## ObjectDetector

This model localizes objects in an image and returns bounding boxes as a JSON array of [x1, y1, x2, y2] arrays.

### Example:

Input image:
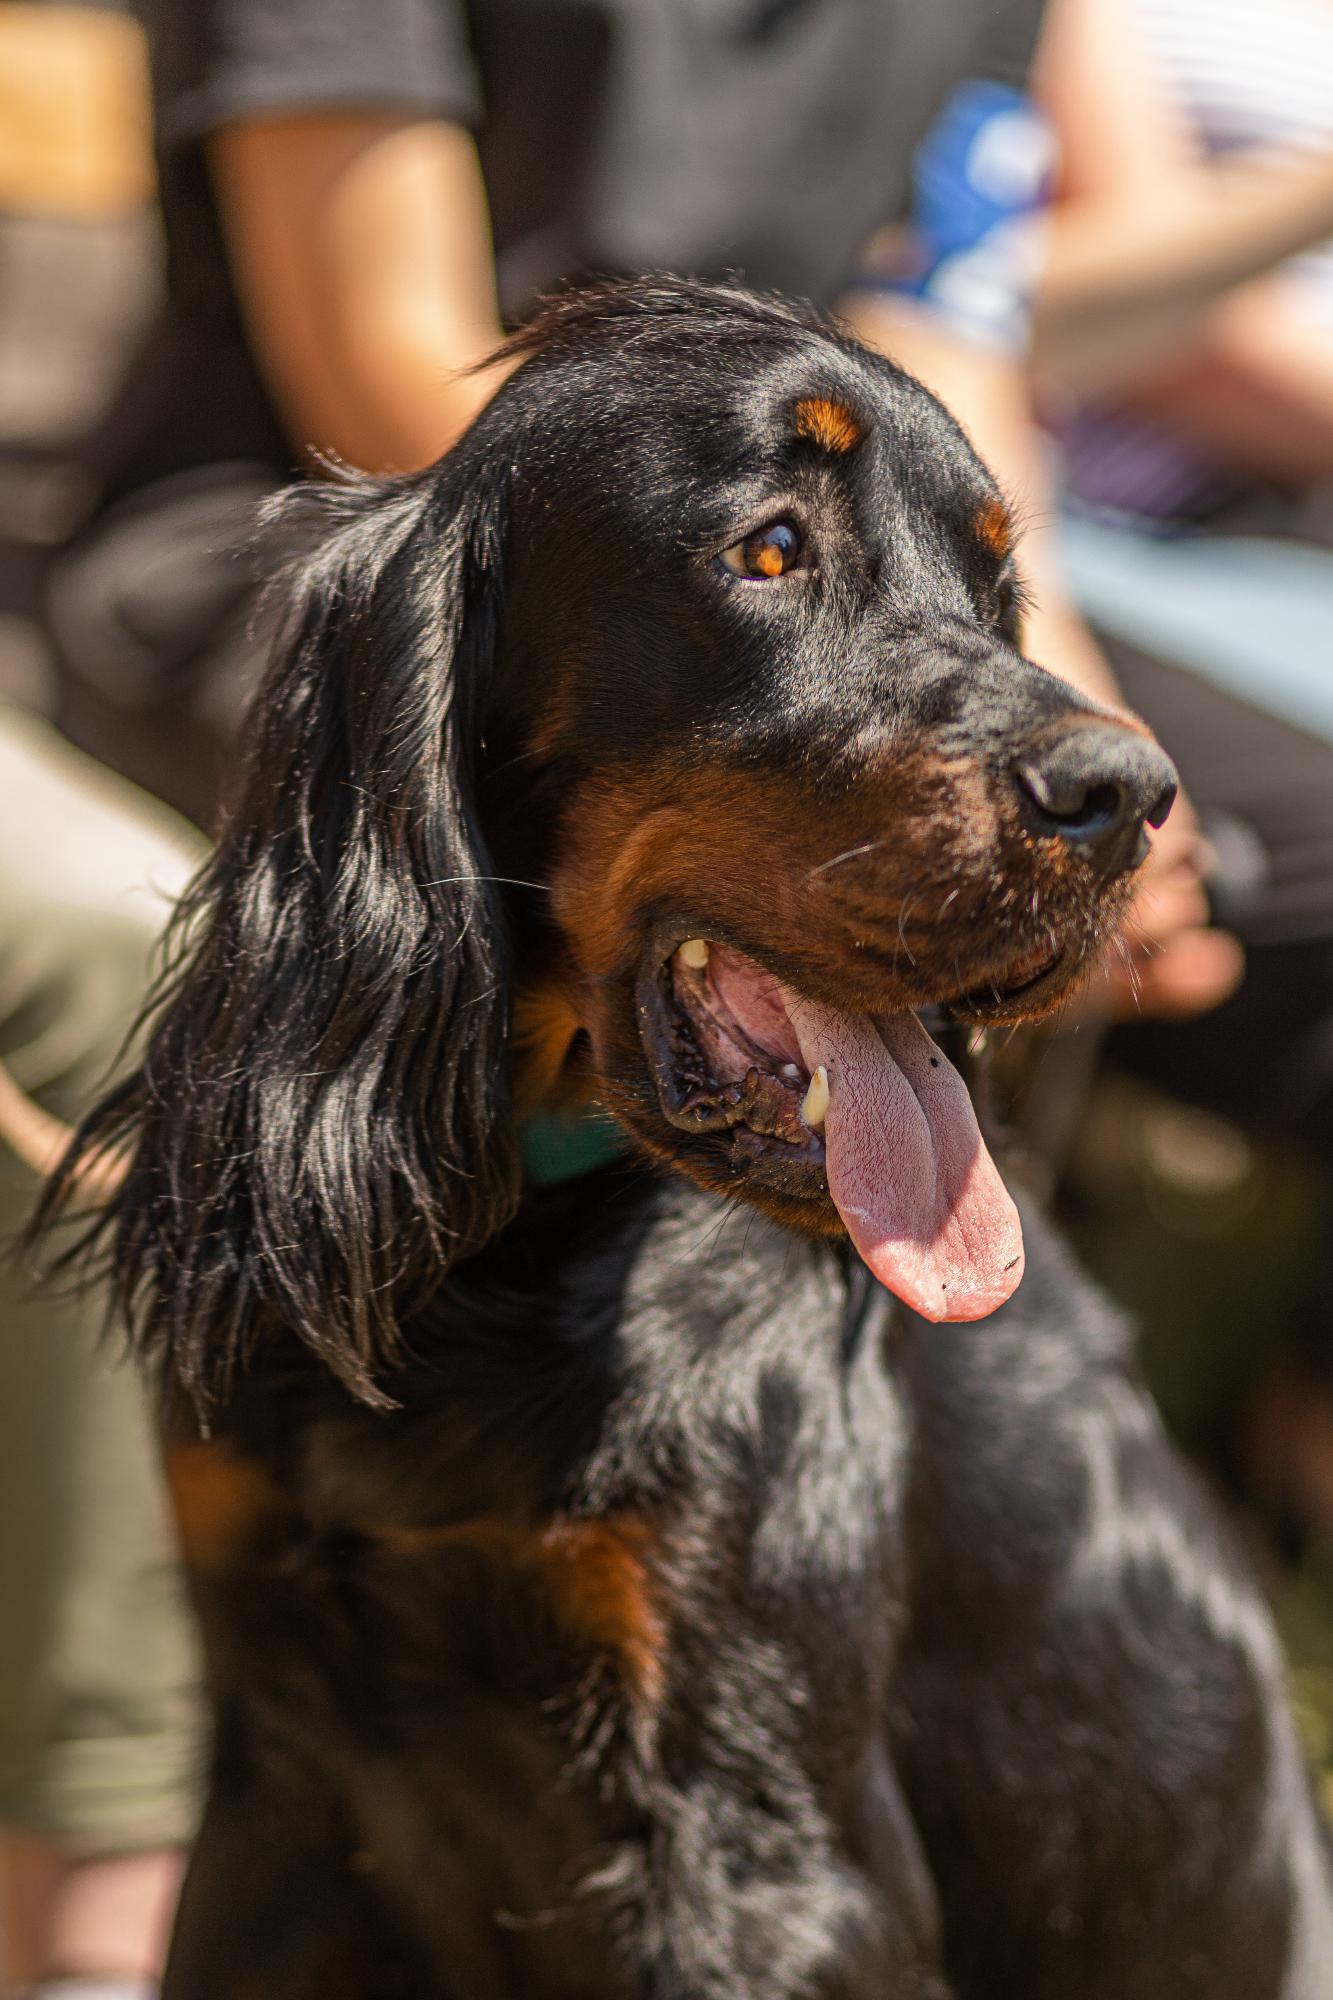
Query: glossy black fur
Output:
[[43, 279, 1333, 1997]]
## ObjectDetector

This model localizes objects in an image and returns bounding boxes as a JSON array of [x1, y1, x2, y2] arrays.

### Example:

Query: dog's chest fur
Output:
[[192, 1173, 938, 1994]]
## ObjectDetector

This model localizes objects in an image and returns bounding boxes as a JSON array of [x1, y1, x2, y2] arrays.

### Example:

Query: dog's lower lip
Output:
[[946, 944, 1064, 1015]]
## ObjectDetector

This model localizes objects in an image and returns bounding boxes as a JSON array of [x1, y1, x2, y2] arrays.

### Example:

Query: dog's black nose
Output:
[[1014, 723, 1178, 874]]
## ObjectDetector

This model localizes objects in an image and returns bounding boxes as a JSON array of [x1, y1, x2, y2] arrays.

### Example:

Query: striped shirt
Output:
[[1064, 0, 1333, 519]]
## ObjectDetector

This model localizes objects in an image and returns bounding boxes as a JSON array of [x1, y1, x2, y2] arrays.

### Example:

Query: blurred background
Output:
[[1, 0, 1332, 1990], [0, 0, 155, 711]]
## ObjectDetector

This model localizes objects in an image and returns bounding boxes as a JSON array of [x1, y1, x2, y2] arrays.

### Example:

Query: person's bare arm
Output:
[[0, 1060, 124, 1194], [209, 112, 507, 472], [1033, 0, 1333, 395], [1122, 277, 1333, 484], [840, 290, 1243, 1020]]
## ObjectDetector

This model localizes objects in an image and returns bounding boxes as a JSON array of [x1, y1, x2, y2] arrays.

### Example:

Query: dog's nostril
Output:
[[1146, 779, 1178, 830], [1017, 768, 1124, 838], [1067, 781, 1124, 834]]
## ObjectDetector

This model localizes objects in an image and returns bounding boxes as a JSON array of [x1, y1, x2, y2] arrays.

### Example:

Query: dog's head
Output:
[[61, 278, 1174, 1404]]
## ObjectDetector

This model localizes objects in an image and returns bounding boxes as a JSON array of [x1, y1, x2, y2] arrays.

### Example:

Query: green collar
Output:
[[520, 1107, 628, 1187]]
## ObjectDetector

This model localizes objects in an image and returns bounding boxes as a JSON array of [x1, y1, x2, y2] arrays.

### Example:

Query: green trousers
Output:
[[0, 705, 206, 1856]]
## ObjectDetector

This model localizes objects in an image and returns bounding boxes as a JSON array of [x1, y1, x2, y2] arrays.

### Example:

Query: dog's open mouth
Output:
[[638, 939, 1026, 1322]]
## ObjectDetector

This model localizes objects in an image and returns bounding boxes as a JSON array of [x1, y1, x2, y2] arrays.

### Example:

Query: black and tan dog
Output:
[[47, 278, 1332, 1997]]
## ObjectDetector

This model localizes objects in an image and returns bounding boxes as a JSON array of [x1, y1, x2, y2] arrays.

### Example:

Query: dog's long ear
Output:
[[43, 462, 519, 1409]]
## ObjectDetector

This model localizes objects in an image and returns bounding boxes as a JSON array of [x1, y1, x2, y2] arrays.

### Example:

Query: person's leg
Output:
[[0, 706, 208, 1993]]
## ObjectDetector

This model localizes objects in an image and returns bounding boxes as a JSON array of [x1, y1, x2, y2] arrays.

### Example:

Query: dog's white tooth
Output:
[[677, 938, 710, 969], [801, 1065, 830, 1129], [780, 1062, 801, 1080]]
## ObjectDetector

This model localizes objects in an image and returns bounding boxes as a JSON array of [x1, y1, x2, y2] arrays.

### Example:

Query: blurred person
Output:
[[1031, 0, 1333, 1531], [1033, 0, 1333, 736], [0, 707, 207, 2000], [0, 13, 205, 1996], [1036, 0, 1333, 493]]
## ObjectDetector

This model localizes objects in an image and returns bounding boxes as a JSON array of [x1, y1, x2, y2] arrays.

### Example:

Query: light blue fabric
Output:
[[1058, 510, 1333, 746], [858, 79, 1052, 355]]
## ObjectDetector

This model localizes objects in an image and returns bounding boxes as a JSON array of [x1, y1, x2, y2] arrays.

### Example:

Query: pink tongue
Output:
[[781, 993, 1024, 1321]]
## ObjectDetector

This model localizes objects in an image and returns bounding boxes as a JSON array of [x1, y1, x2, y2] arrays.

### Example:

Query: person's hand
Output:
[[1100, 791, 1244, 1019]]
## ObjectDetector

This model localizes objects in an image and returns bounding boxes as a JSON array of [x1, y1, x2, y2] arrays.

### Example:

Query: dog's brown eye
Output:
[[720, 520, 803, 580]]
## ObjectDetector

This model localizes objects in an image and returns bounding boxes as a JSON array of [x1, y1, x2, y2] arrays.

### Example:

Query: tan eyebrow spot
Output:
[[793, 397, 864, 455], [975, 496, 1014, 560]]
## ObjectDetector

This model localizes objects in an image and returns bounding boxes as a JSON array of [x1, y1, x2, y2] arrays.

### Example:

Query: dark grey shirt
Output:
[[111, 0, 1043, 492]]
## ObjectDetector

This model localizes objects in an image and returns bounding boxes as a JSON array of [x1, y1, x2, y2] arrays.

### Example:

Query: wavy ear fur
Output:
[[43, 461, 519, 1409]]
